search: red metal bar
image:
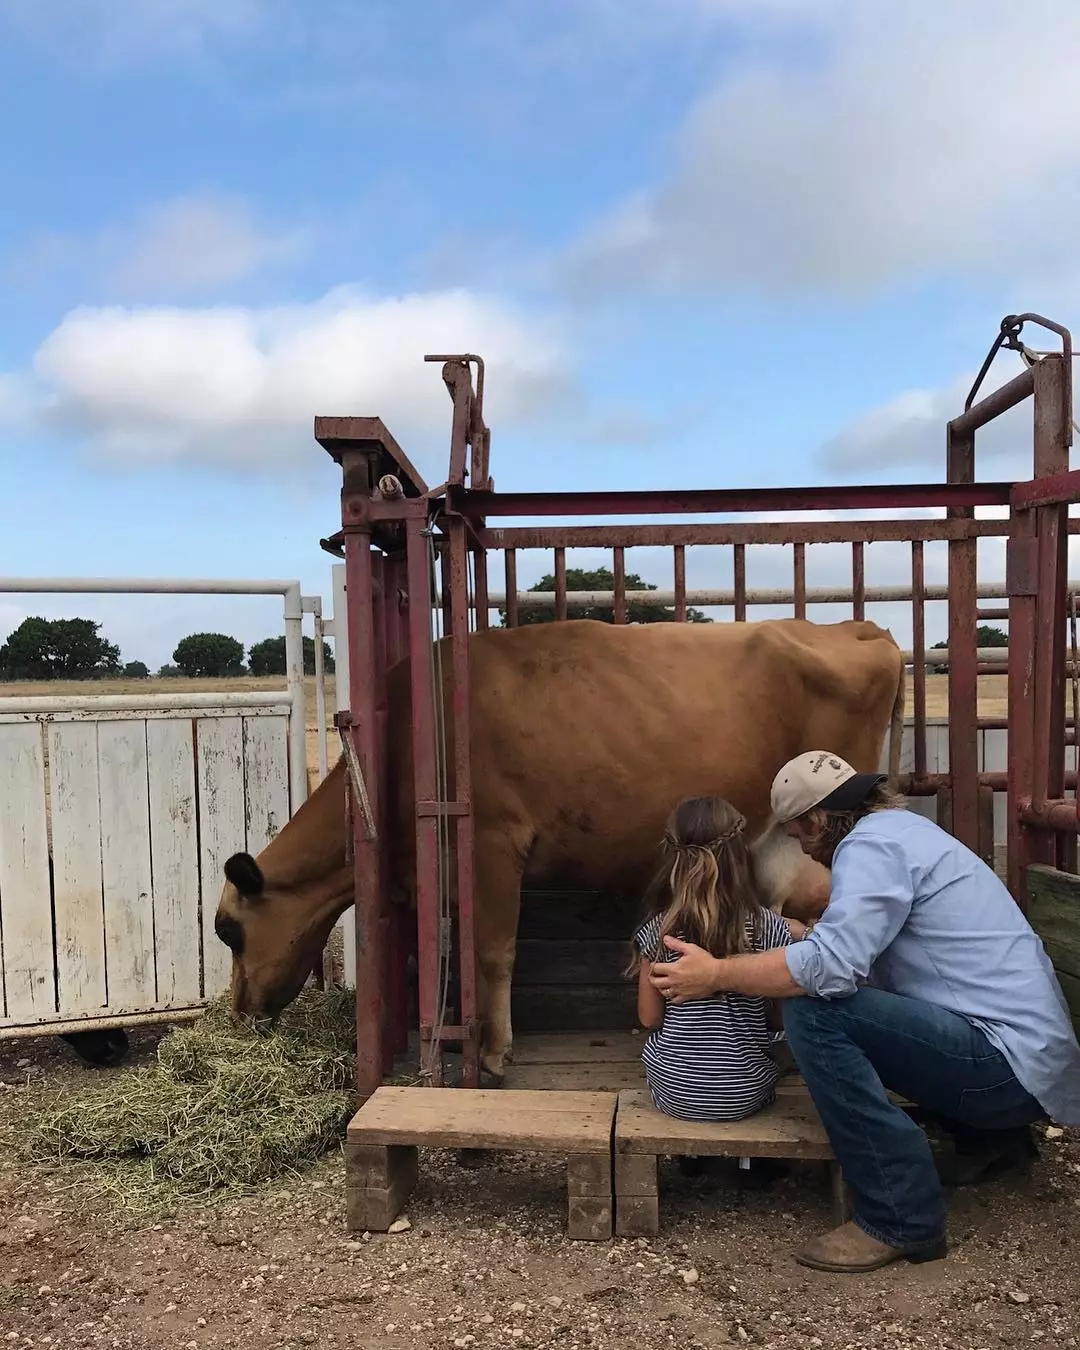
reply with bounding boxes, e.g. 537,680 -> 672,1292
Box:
852,542 -> 865,621
946,422 -> 980,854
450,481 -> 1013,520
613,546 -> 627,624
1033,357 -> 1071,873
382,554 -> 410,1059
951,366 -> 1035,436
473,548 -> 489,633
405,511 -> 443,1084
343,521 -> 385,1102
484,518 -> 1019,550
1011,467 -> 1080,510
504,549 -> 518,628
673,545 -> 687,622
1020,799 -> 1080,833
371,553 -> 395,1077
734,545 -> 747,622
554,547 -> 567,621
911,542 -> 927,782
793,543 -> 806,620
446,521 -> 480,1087
439,541 -> 453,635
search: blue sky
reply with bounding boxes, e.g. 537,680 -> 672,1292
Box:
2,0 -> 1079,667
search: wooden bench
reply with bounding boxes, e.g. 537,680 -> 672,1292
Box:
345,1086 -> 618,1241
613,1083 -> 847,1237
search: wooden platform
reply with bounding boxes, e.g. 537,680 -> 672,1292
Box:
345,1086 -> 618,1240
502,1030 -> 647,1092
613,1084 -> 846,1237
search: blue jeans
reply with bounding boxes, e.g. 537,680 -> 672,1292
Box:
782,988 -> 1045,1251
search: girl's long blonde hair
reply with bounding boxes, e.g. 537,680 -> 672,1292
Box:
637,796 -> 765,966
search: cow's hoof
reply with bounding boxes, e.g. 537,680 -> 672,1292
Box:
60,1029 -> 130,1068
479,1065 -> 506,1089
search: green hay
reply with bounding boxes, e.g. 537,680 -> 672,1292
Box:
27,986 -> 362,1210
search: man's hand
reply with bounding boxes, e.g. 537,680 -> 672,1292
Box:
648,937 -> 723,1004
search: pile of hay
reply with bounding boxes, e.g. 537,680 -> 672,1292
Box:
28,987 -> 359,1207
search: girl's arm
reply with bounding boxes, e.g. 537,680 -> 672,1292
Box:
637,958 -> 665,1030
783,916 -> 808,941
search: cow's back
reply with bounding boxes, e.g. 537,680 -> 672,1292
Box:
386,618 -> 901,895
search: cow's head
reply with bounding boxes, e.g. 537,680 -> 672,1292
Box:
215,849 -> 352,1022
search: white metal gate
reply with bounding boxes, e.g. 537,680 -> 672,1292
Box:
0,692 -> 293,1039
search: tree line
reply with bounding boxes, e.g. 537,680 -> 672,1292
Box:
0,618 -> 336,681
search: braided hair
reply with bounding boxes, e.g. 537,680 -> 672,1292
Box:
642,796 -> 765,962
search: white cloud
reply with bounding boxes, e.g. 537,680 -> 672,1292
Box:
817,351 -> 1042,474
108,195 -> 306,296
563,0 -> 1080,296
21,286 -> 573,476
0,0 -> 266,63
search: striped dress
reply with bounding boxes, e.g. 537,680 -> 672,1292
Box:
632,909 -> 793,1122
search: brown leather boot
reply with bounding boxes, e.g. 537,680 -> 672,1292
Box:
793,1221 -> 947,1274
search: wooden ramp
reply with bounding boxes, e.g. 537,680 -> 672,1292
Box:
613,1083 -> 845,1237
345,1086 -> 618,1241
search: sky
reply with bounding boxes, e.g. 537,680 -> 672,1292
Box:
2,0 -> 1079,668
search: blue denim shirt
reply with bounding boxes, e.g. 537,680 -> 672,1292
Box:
784,809 -> 1080,1125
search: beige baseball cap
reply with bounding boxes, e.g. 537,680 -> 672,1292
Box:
770,751 -> 887,824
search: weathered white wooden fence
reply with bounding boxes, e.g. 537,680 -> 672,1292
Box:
0,692 -> 292,1038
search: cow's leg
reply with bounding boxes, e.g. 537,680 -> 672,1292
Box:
473,832 -> 528,1085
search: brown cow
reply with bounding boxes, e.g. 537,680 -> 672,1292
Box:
215,616 -> 904,1080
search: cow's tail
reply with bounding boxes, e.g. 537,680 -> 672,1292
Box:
886,647 -> 906,791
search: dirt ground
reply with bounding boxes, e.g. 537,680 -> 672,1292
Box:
1,1031 -> 1077,1350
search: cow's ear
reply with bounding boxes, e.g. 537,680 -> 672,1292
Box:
224,852 -> 265,902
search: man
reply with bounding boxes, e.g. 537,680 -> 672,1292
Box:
650,750 -> 1080,1275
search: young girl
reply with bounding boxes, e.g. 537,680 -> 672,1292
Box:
630,795 -> 805,1123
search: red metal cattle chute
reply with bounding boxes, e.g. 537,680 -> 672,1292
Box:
320,318 -> 1078,1103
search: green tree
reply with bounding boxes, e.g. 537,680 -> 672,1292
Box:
173,633 -> 246,678
157,664 -> 182,678
248,635 -> 336,677
497,567 -> 713,627
0,617 -> 121,680
123,660 -> 150,679
931,624 -> 1007,673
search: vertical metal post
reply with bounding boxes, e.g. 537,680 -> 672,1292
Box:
504,550 -> 518,628
851,543 -> 866,622
911,542 -> 927,783
673,546 -> 687,622
447,520 -> 479,1087
733,545 -> 747,622
555,548 -> 568,621
405,508 -> 443,1084
283,582 -> 309,813
945,422 -> 980,852
613,546 -> 627,624
1033,356 -> 1071,871
793,544 -> 806,620
341,486 -> 385,1102
382,553 -> 411,1057
473,549 -> 489,632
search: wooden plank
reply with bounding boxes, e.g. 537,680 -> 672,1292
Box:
518,890 -> 641,942
512,982 -> 638,1033
512,1031 -> 645,1065
0,723 -> 55,1021
504,1063 -> 646,1092
347,1086 -> 617,1152
615,1088 -> 835,1160
1027,865 -> 1080,979
97,721 -> 155,1010
242,715 -> 290,854
1055,968 -> 1080,1026
514,939 -> 631,986
196,717 -> 246,999
147,719 -> 201,1005
48,723 -> 107,1016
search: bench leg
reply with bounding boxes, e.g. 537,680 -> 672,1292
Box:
345,1142 -> 418,1232
614,1153 -> 659,1238
828,1161 -> 850,1227
567,1154 -> 613,1242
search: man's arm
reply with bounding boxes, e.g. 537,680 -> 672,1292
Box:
649,940 -> 803,1001
649,831 -> 916,1004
